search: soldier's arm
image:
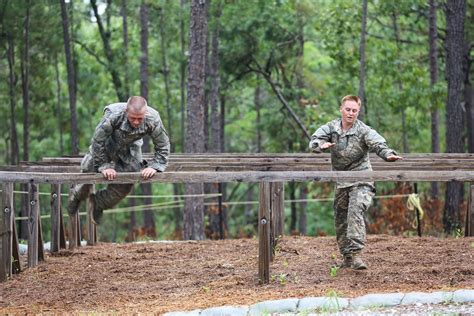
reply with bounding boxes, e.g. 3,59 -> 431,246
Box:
147,118 -> 170,172
309,124 -> 333,153
365,129 -> 401,161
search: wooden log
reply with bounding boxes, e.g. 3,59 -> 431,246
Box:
38,202 -> 44,262
50,184 -> 61,253
1,183 -> 13,281
2,170 -> 474,184
11,217 -> 20,274
68,186 -> 78,250
271,182 -> 285,241
466,184 -> 474,237
27,184 -> 39,268
59,207 -> 66,249
87,185 -> 96,246
258,182 -> 271,284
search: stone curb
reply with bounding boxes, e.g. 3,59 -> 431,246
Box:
163,289 -> 474,316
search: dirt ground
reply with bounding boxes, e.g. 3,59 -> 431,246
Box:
1,235 -> 473,314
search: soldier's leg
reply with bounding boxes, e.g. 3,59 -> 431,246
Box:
333,187 -> 351,258
67,154 -> 94,215
346,185 -> 374,269
91,160 -> 139,224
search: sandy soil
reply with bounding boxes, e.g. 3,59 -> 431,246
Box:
1,235 -> 473,314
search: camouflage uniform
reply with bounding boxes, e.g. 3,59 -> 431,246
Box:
309,118 -> 397,256
71,103 -> 170,213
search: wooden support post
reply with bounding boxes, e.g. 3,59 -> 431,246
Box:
466,184 -> 474,237
50,184 -> 61,253
38,202 -> 44,262
271,182 -> 285,241
258,182 -> 271,284
27,184 -> 39,268
1,183 -> 14,282
218,183 -> 224,240
413,183 -> 422,237
87,185 -> 96,246
59,207 -> 66,249
68,186 -> 78,249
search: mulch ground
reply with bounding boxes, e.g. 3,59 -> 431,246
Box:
1,235 -> 473,314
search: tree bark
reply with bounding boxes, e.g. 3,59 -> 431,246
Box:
443,0 -> 466,234
6,31 -> 19,165
90,0 -> 125,101
60,0 -> 79,155
180,0 -> 187,152
54,53 -> 64,155
21,0 -> 31,162
139,2 -> 156,238
184,0 -> 208,240
121,0 -> 130,98
429,0 -> 440,197
358,0 -> 368,122
255,79 -> 262,153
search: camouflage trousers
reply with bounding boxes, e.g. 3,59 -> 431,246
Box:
71,153 -> 140,211
333,185 -> 375,256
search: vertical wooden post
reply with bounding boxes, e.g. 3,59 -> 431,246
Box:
271,182 -> 285,241
413,183 -> 422,237
68,186 -> 78,249
27,184 -> 39,268
59,207 -> 66,249
466,184 -> 474,237
50,184 -> 61,253
1,183 -> 14,282
87,185 -> 96,246
258,182 -> 271,284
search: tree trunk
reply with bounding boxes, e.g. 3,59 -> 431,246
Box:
180,0 -> 187,152
429,0 -> 440,197
207,0 -> 224,239
160,5 -> 173,153
391,11 -> 409,153
358,0 -> 368,122
184,0 -> 208,240
6,31 -> 19,165
90,0 -> 125,101
60,0 -> 79,155
255,79 -> 262,153
139,2 -> 156,238
21,0 -> 30,162
54,53 -> 64,155
443,0 -> 466,234
121,0 -> 130,97
298,184 -> 307,235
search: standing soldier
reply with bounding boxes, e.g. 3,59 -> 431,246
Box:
67,96 -> 170,224
309,95 -> 402,269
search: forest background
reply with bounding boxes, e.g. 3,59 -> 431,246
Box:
0,0 -> 472,243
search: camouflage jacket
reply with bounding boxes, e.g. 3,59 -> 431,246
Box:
309,118 -> 397,188
87,103 -> 170,172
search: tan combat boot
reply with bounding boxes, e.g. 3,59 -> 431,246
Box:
351,252 -> 368,270
337,254 -> 352,268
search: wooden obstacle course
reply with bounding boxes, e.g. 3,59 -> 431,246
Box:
1,153 -> 474,283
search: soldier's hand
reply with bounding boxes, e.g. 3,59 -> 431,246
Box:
102,168 -> 117,180
320,142 -> 335,149
141,167 -> 157,180
386,155 -> 403,161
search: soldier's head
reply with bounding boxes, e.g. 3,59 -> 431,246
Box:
339,95 -> 361,126
126,96 -> 148,128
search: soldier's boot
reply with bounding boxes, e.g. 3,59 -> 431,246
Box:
67,194 -> 81,215
90,194 -> 104,225
351,253 -> 368,270
337,255 -> 353,268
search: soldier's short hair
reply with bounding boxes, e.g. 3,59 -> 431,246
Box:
341,95 -> 361,107
127,96 -> 148,112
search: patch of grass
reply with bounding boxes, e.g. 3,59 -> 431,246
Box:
330,265 -> 339,278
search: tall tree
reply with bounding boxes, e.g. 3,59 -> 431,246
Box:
139,2 -> 156,237
429,0 -> 440,196
6,31 -> 19,165
21,0 -> 30,161
60,0 -> 79,155
90,0 -> 126,101
358,0 -> 368,122
120,0 -> 130,98
443,0 -> 466,234
184,0 -> 208,240
180,0 -> 187,151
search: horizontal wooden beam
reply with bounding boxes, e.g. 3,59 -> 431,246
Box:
1,170 -> 474,184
